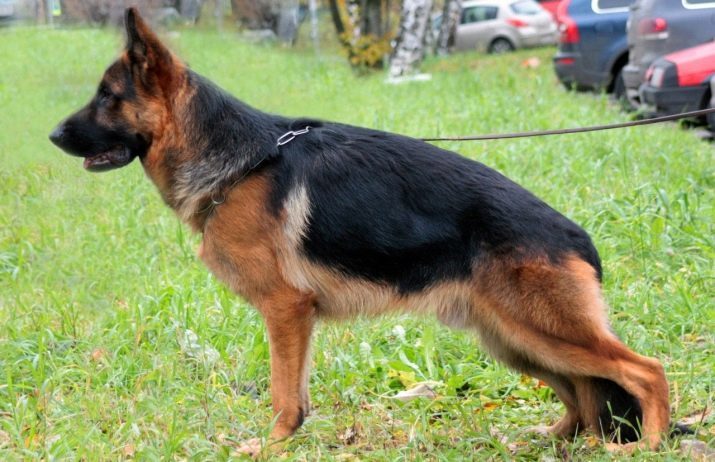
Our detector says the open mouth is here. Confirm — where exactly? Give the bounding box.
[83,145,136,172]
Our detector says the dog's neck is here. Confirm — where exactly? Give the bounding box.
[144,70,287,232]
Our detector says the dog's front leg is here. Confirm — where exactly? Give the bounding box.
[237,289,316,456]
[263,289,316,439]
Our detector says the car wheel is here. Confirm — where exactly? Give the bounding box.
[707,101,715,133]
[612,68,631,110]
[561,80,590,92]
[488,38,514,54]
[612,68,625,100]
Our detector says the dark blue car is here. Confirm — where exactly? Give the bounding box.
[553,0,635,97]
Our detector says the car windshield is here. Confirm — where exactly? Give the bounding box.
[510,0,542,15]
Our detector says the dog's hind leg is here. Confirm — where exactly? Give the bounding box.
[529,371,581,438]
[478,329,582,438]
[473,255,670,451]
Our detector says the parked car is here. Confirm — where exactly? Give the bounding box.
[623,0,715,107]
[536,0,562,18]
[709,77,715,132]
[640,41,715,120]
[452,0,557,53]
[553,0,634,97]
[0,0,15,22]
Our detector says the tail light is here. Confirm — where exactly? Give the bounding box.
[556,57,575,65]
[507,18,528,28]
[638,17,668,39]
[645,67,653,82]
[649,67,665,88]
[556,0,579,44]
[647,61,677,88]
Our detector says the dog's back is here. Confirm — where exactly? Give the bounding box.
[270,122,602,290]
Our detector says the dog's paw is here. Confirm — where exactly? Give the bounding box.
[232,438,263,458]
[604,441,640,454]
[523,425,553,437]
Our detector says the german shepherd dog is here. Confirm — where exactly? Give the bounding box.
[50,7,674,455]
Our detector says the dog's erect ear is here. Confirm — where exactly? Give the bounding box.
[124,7,177,92]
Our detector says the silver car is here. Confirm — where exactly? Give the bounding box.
[454,0,557,53]
[0,0,15,21]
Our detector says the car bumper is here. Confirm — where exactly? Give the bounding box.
[553,52,610,89]
[520,28,558,48]
[622,63,643,105]
[0,3,14,18]
[708,77,715,132]
[639,83,708,116]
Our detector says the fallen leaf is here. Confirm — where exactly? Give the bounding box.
[90,348,107,362]
[489,427,508,444]
[338,423,361,445]
[507,441,528,453]
[392,382,437,402]
[481,401,499,412]
[521,57,541,69]
[0,430,10,448]
[46,434,60,446]
[584,435,601,448]
[122,443,135,457]
[391,325,406,342]
[176,326,220,365]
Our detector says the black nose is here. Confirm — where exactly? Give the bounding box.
[49,125,64,146]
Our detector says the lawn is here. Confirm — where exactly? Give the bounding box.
[0,26,713,461]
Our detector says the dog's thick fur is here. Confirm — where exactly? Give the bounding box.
[50,8,672,454]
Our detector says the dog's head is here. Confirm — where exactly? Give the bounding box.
[49,8,183,172]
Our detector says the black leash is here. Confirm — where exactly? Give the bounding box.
[420,107,715,142]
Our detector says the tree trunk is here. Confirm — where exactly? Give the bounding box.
[179,0,202,23]
[275,0,299,44]
[388,0,433,78]
[214,0,224,31]
[328,0,345,35]
[309,0,319,50]
[231,0,302,45]
[361,0,383,36]
[436,0,460,55]
[329,0,389,70]
[231,0,264,29]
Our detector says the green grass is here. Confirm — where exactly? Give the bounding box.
[0,26,713,460]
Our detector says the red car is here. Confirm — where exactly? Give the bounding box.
[537,0,561,18]
[640,41,715,121]
[709,77,715,132]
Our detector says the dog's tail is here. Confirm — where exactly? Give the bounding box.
[592,378,693,442]
[593,378,643,443]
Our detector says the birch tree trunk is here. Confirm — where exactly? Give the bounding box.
[329,0,388,70]
[309,0,319,50]
[436,0,461,55]
[388,0,433,78]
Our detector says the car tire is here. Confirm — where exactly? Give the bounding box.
[612,68,625,100]
[707,101,715,133]
[561,80,590,92]
[611,68,632,110]
[488,38,514,54]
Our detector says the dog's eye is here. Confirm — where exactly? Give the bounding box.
[97,86,116,105]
